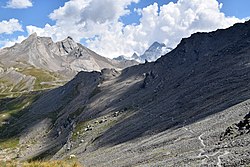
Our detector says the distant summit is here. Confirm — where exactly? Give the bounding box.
[113,55,129,62]
[138,42,172,62]
[131,52,139,60]
[113,42,172,63]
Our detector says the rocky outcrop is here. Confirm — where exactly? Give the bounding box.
[221,111,250,140]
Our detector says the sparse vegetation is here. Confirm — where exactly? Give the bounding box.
[0,66,65,99]
[0,93,40,149]
[0,94,38,124]
[0,160,82,167]
[0,79,14,94]
[11,79,30,92]
[72,108,134,141]
[18,67,61,90]
[0,138,19,149]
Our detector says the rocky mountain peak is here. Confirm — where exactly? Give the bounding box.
[132,53,139,59]
[56,36,78,55]
[20,32,38,44]
[113,55,127,61]
[131,41,172,62]
[148,41,166,51]
[29,32,38,38]
[67,36,73,40]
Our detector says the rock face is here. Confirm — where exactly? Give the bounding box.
[221,111,250,140]
[0,34,136,95]
[1,20,250,166]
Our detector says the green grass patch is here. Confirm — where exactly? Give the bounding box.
[0,79,14,94]
[5,96,33,111]
[0,92,25,99]
[0,93,40,138]
[0,66,65,97]
[0,138,19,149]
[11,79,29,92]
[0,160,82,167]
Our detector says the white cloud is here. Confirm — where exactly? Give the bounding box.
[25,0,139,42]
[5,0,33,9]
[12,0,247,58]
[0,18,23,34]
[0,35,26,48]
[86,0,244,57]
[49,0,138,23]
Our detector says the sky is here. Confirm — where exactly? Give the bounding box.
[0,0,250,58]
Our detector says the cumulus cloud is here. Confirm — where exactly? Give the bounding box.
[87,0,244,57]
[25,0,139,42]
[128,0,242,49]
[50,0,139,23]
[0,18,23,34]
[12,0,247,58]
[5,0,33,9]
[0,35,26,48]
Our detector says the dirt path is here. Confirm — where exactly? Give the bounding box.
[217,151,230,167]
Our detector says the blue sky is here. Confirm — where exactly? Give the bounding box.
[0,0,250,57]
[0,0,68,37]
[218,0,250,19]
[1,0,249,29]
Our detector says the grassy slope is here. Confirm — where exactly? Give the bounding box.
[18,67,62,90]
[0,160,82,167]
[0,67,66,99]
[0,93,39,149]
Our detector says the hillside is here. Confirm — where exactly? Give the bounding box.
[0,20,250,166]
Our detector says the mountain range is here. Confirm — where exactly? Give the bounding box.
[0,20,250,166]
[114,41,172,63]
[0,33,137,97]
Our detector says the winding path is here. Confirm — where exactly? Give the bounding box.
[217,151,230,167]
[197,133,209,164]
[198,133,206,148]
[182,120,230,166]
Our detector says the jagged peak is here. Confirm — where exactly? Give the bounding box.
[56,36,79,54]
[19,32,39,45]
[67,36,73,40]
[151,41,161,46]
[60,36,75,43]
[149,41,166,49]
[132,52,139,59]
[30,32,37,37]
[132,52,138,57]
[25,32,38,40]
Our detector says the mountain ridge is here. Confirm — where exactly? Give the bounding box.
[0,34,137,97]
[113,41,172,63]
